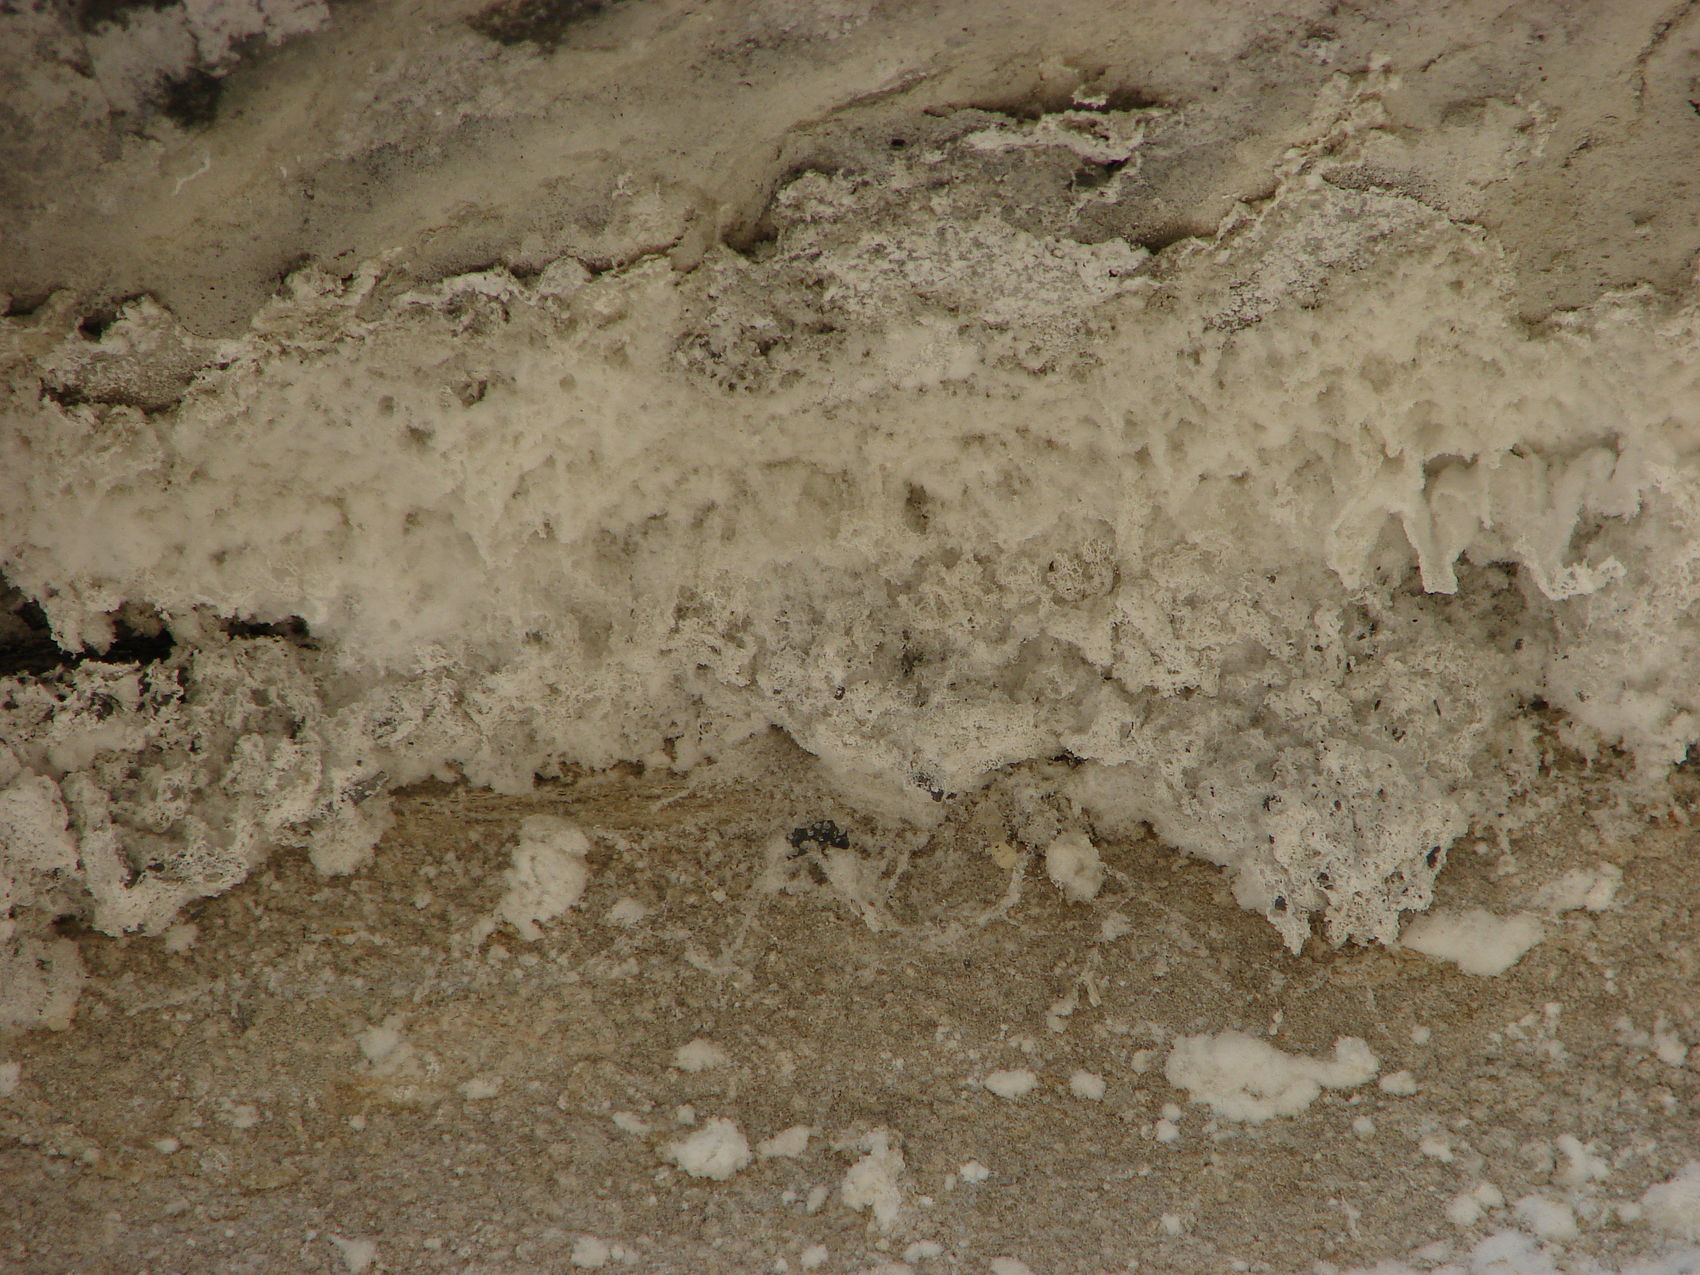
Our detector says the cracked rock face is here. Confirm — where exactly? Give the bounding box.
[5,35,1700,1025]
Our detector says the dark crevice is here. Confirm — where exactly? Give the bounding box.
[3,293,51,320]
[156,67,223,129]
[962,85,1169,121]
[75,0,174,34]
[0,592,176,679]
[221,615,317,648]
[466,0,620,47]
[77,305,125,341]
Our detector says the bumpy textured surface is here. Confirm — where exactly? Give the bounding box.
[4,70,1700,1024]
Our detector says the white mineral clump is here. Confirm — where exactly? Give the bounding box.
[1398,907,1544,976]
[840,1128,906,1229]
[1165,1030,1379,1122]
[492,816,592,942]
[1044,832,1105,903]
[662,1117,751,1181]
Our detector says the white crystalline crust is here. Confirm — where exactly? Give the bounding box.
[5,76,1700,1023]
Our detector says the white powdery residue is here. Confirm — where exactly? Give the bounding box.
[1554,1134,1610,1188]
[1069,1070,1107,1101]
[840,1128,905,1230]
[572,1235,611,1269]
[1513,1194,1578,1243]
[1419,1135,1455,1162]
[1043,832,1104,903]
[757,1125,813,1158]
[662,1117,750,1180]
[1164,1031,1378,1122]
[902,1240,944,1262]
[1531,864,1622,913]
[493,816,592,942]
[611,1111,649,1135]
[329,1235,378,1273]
[1446,1192,1484,1227]
[604,897,649,927]
[356,1015,418,1078]
[958,1161,990,1183]
[1099,912,1133,942]
[800,1246,829,1271]
[673,1038,730,1072]
[1379,1070,1419,1096]
[983,1068,1038,1099]
[1652,1016,1690,1067]
[1398,907,1544,976]
[1445,1182,1506,1229]
[1642,1162,1700,1240]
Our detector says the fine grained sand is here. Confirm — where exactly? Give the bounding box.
[3,736,1700,1273]
[5,2,1700,1271]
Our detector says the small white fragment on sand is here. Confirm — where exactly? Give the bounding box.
[1531,864,1621,914]
[1352,1116,1376,1137]
[356,1016,419,1078]
[1446,1192,1483,1227]
[989,1259,1036,1275]
[1165,1031,1378,1122]
[162,923,198,953]
[662,1117,750,1180]
[572,1235,611,1269]
[223,1102,261,1130]
[358,1020,405,1065]
[1158,1213,1187,1236]
[757,1125,813,1159]
[1653,1017,1689,1067]
[1514,1194,1578,1242]
[1044,832,1104,902]
[983,1068,1038,1099]
[1398,907,1543,976]
[958,1161,990,1183]
[329,1236,378,1273]
[152,1136,180,1154]
[1410,1026,1432,1045]
[459,1075,501,1100]
[1379,1070,1419,1096]
[604,897,649,927]
[800,1246,829,1271]
[903,1240,945,1262]
[1154,1118,1179,1144]
[1419,1135,1454,1162]
[1642,1162,1700,1240]
[1069,1070,1107,1101]
[841,1129,905,1230]
[1448,1190,1502,1230]
[493,815,592,942]
[675,1104,696,1125]
[611,1111,649,1135]
[0,1061,20,1097]
[1554,1134,1609,1188]
[1099,912,1133,942]
[804,1184,830,1213]
[673,1038,730,1072]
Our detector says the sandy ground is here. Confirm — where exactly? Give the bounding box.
[2,734,1699,1273]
